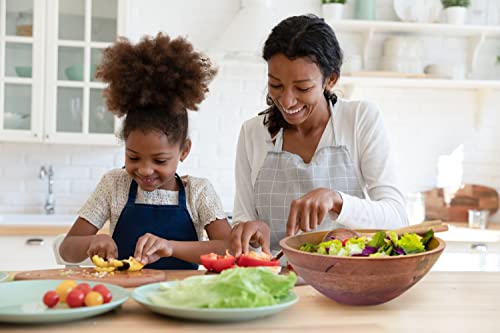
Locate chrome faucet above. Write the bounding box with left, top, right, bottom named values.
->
left=39, top=165, right=55, bottom=214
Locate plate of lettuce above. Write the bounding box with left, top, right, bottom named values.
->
left=131, top=267, right=298, bottom=322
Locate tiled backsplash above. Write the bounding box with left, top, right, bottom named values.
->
left=1, top=0, right=500, bottom=222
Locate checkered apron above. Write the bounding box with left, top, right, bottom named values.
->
left=254, top=110, right=365, bottom=251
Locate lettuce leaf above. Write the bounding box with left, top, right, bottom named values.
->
left=399, top=233, right=425, bottom=254
left=148, top=267, right=297, bottom=308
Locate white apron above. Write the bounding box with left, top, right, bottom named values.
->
left=254, top=103, right=365, bottom=251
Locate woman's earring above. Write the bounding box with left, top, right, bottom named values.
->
left=266, top=94, right=274, bottom=106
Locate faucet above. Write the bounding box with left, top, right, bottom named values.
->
left=39, top=165, right=55, bottom=214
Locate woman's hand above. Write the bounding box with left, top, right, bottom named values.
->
left=287, top=188, right=343, bottom=236
left=230, top=221, right=271, bottom=257
left=134, top=233, right=173, bottom=265
left=87, top=234, right=118, bottom=260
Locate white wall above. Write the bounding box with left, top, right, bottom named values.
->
left=1, top=0, right=500, bottom=222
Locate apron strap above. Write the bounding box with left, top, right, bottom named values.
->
left=127, top=180, right=138, bottom=204
left=175, top=173, right=188, bottom=209
left=273, top=128, right=284, bottom=152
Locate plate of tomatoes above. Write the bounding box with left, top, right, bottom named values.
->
left=0, top=279, right=129, bottom=323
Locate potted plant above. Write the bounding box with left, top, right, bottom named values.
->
left=441, top=0, right=470, bottom=25
left=322, top=0, right=347, bottom=21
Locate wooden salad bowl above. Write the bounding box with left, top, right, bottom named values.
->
left=279, top=230, right=445, bottom=305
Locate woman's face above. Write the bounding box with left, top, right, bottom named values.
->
left=267, top=53, right=337, bottom=126
left=125, top=130, right=190, bottom=192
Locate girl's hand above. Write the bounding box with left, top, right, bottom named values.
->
left=287, top=188, right=343, bottom=236
left=230, top=221, right=271, bottom=257
left=134, top=233, right=173, bottom=265
left=87, top=234, right=118, bottom=260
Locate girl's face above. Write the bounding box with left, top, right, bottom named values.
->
left=125, top=130, right=190, bottom=192
left=267, top=53, right=337, bottom=126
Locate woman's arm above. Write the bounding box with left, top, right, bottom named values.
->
left=335, top=101, right=408, bottom=229
left=233, top=122, right=259, bottom=223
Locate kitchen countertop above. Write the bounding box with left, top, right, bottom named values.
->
left=2, top=270, right=499, bottom=332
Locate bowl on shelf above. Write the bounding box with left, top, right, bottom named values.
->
left=279, top=230, right=445, bottom=305
left=15, top=66, right=32, bottom=78
left=4, top=112, right=30, bottom=129
left=64, top=64, right=98, bottom=81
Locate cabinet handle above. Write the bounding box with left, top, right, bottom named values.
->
left=26, top=238, right=45, bottom=246
left=470, top=243, right=488, bottom=252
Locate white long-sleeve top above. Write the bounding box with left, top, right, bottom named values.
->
left=233, top=98, right=408, bottom=230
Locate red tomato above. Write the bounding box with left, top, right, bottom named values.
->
left=66, top=289, right=85, bottom=308
left=75, top=283, right=92, bottom=296
left=43, top=290, right=59, bottom=308
left=92, top=284, right=112, bottom=303
left=200, top=252, right=235, bottom=273
left=237, top=252, right=280, bottom=267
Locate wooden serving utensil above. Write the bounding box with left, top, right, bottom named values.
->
left=321, top=219, right=447, bottom=242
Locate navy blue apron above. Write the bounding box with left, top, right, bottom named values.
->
left=112, top=174, right=198, bottom=270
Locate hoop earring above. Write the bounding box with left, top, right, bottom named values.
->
left=266, top=94, right=274, bottom=106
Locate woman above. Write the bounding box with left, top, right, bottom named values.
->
left=230, top=14, right=408, bottom=256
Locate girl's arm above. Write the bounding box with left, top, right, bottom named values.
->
left=59, top=217, right=117, bottom=262
left=134, top=219, right=232, bottom=265
left=171, top=218, right=232, bottom=263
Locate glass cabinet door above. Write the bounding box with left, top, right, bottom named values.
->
left=45, top=0, right=121, bottom=145
left=0, top=0, right=43, bottom=141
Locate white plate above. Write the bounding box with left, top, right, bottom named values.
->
left=0, top=280, right=129, bottom=323
left=393, top=0, right=442, bottom=23
left=132, top=280, right=299, bottom=322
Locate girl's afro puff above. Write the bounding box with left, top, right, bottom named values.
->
left=96, top=32, right=217, bottom=116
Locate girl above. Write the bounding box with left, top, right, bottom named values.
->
left=60, top=33, right=231, bottom=270
left=230, top=15, right=408, bottom=256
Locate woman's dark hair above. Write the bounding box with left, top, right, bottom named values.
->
left=96, top=33, right=217, bottom=146
left=260, top=14, right=342, bottom=136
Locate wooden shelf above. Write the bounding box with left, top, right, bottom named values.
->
left=338, top=76, right=500, bottom=89
left=329, top=19, right=500, bottom=37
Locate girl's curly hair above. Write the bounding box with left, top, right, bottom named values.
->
left=96, top=33, right=217, bottom=145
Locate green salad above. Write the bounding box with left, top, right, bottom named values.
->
left=300, top=230, right=435, bottom=257
left=148, top=267, right=297, bottom=308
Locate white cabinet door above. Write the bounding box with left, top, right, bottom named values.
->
left=0, top=235, right=61, bottom=271
left=44, top=0, right=125, bottom=145
left=0, top=0, right=44, bottom=142
left=0, top=0, right=127, bottom=145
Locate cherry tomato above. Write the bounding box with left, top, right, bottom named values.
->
left=200, top=252, right=235, bottom=273
left=43, top=290, right=59, bottom=308
left=92, top=284, right=112, bottom=303
left=55, top=280, right=77, bottom=303
left=66, top=288, right=85, bottom=308
left=84, top=291, right=104, bottom=307
left=75, top=283, right=92, bottom=296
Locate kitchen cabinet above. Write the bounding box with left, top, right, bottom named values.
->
left=0, top=235, right=60, bottom=270
left=0, top=0, right=127, bottom=145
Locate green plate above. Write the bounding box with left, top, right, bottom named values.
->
left=0, top=280, right=129, bottom=323
left=132, top=279, right=298, bottom=322
left=0, top=272, right=8, bottom=282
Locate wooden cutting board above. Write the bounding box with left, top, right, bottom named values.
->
left=423, top=184, right=499, bottom=222
left=14, top=267, right=167, bottom=288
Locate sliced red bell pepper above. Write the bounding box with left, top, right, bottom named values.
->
left=236, top=251, right=280, bottom=267
left=200, top=252, right=235, bottom=273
